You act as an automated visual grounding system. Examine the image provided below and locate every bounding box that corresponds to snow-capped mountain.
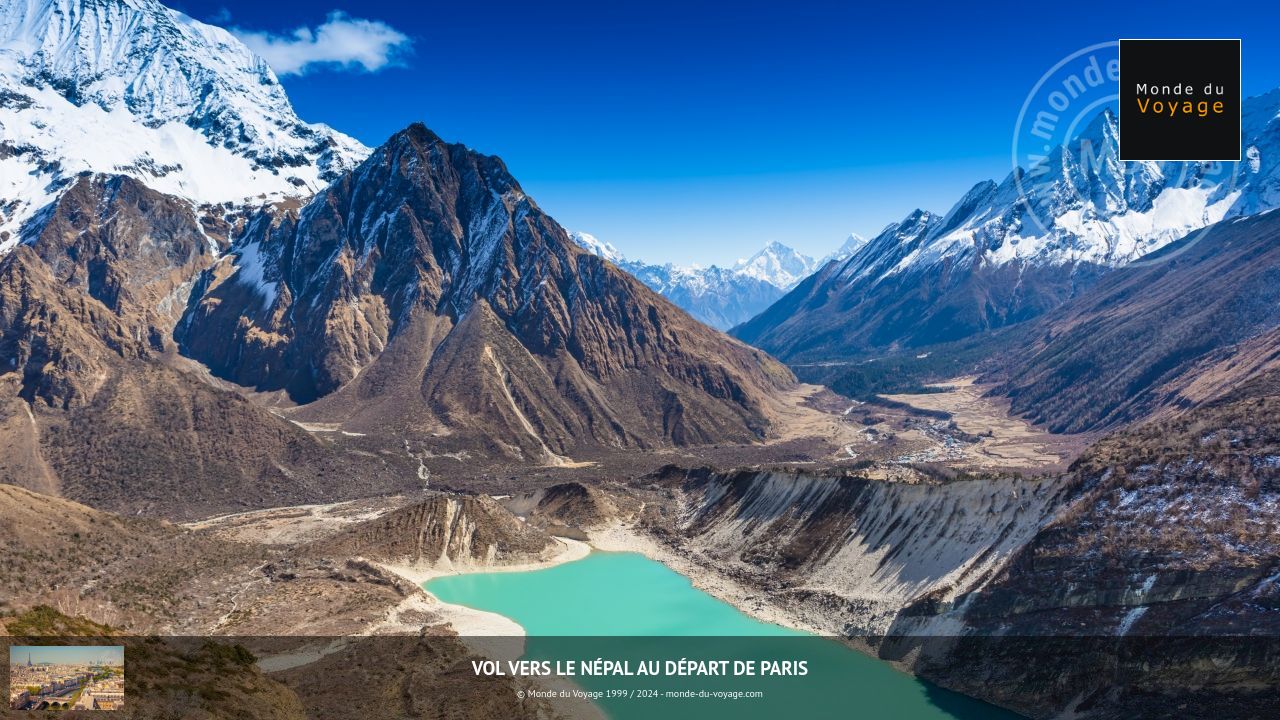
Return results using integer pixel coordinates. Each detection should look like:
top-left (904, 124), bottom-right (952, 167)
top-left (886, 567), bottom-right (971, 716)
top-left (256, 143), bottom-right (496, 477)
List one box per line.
top-left (736, 93), bottom-right (1280, 361)
top-left (732, 240), bottom-right (818, 290)
top-left (818, 233), bottom-right (867, 267)
top-left (838, 94), bottom-right (1280, 282)
top-left (571, 233), bottom-right (819, 329)
top-left (569, 231), bottom-right (625, 264)
top-left (0, 0), bottom-right (368, 250)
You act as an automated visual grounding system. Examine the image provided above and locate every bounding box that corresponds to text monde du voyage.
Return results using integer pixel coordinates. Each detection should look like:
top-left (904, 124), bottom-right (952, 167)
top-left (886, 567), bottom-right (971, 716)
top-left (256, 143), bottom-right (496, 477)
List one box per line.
top-left (1133, 82), bottom-right (1230, 118)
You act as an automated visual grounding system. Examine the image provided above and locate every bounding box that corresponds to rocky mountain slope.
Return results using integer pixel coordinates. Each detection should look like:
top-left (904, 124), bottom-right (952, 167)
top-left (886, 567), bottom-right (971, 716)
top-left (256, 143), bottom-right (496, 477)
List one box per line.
top-left (0, 483), bottom-right (257, 627)
top-left (0, 174), bottom-right (415, 518)
top-left (990, 208), bottom-right (1280, 433)
top-left (735, 94), bottom-right (1280, 362)
top-left (653, 466), bottom-right (1071, 635)
top-left (178, 124), bottom-right (794, 462)
top-left (0, 0), bottom-right (367, 249)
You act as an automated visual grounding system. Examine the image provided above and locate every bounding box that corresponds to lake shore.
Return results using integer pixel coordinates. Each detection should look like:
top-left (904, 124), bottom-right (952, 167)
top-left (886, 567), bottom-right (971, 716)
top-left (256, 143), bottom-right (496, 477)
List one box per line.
top-left (379, 536), bottom-right (591, 637)
top-left (382, 525), bottom-right (826, 639)
top-left (587, 524), bottom-right (830, 636)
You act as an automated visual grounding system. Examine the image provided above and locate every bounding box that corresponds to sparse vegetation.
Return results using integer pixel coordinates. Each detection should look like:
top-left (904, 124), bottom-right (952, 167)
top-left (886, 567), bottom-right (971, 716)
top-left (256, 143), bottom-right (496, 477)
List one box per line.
top-left (3, 604), bottom-right (114, 636)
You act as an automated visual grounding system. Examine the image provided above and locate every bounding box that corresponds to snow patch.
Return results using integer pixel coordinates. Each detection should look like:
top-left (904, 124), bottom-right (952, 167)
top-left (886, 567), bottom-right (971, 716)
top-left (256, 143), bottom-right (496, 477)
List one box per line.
top-left (232, 240), bottom-right (279, 310)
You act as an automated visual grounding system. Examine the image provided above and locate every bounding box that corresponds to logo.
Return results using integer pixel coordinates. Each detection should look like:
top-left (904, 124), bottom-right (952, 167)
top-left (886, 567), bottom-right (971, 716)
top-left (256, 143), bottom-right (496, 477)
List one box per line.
top-left (1119, 39), bottom-right (1241, 161)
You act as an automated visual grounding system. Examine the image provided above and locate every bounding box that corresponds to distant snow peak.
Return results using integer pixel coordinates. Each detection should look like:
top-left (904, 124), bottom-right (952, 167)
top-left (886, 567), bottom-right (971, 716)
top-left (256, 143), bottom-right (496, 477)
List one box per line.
top-left (0, 0), bottom-right (370, 250)
top-left (571, 230), bottom-right (917, 330)
top-left (570, 232), bottom-right (800, 329)
top-left (820, 233), bottom-right (868, 266)
top-left (569, 231), bottom-right (625, 265)
top-left (732, 240), bottom-right (817, 290)
top-left (572, 233), bottom-right (815, 292)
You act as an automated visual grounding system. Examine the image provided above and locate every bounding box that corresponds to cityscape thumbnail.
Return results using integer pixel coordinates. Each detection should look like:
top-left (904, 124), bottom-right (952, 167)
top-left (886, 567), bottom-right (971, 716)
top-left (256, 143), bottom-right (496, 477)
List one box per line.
top-left (8, 646), bottom-right (124, 711)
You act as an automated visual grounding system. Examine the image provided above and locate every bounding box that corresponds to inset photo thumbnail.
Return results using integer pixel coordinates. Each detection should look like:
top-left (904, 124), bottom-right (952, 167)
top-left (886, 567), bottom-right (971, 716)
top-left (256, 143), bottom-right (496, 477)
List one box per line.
top-left (8, 646), bottom-right (124, 711)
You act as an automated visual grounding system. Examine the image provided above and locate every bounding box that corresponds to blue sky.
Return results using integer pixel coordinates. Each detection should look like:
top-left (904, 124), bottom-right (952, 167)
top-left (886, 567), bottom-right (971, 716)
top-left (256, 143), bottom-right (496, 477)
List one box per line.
top-left (10, 646), bottom-right (123, 665)
top-left (176, 0), bottom-right (1280, 265)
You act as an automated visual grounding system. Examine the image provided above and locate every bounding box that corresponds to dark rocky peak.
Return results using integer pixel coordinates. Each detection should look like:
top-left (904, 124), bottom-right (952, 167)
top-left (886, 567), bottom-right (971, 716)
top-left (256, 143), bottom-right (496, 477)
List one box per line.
top-left (177, 121), bottom-right (792, 453)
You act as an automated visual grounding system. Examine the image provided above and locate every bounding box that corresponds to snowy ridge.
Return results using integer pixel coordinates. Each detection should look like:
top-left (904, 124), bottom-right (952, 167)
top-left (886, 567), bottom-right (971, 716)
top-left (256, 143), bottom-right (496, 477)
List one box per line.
top-left (573, 233), bottom-right (828, 329)
top-left (820, 233), bottom-right (867, 267)
top-left (0, 0), bottom-right (369, 250)
top-left (569, 231), bottom-right (624, 265)
top-left (835, 96), bottom-right (1280, 285)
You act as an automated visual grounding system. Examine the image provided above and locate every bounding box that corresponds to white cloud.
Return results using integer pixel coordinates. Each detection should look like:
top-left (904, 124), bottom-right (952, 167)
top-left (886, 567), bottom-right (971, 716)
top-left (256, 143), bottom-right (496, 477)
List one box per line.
top-left (233, 12), bottom-right (412, 76)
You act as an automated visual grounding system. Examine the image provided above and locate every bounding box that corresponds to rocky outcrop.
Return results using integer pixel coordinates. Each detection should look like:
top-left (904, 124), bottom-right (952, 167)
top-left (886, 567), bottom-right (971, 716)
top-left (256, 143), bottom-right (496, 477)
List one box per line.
top-left (178, 123), bottom-right (794, 459)
top-left (661, 466), bottom-right (1070, 634)
top-left (309, 494), bottom-right (560, 569)
top-left (503, 481), bottom-right (628, 532)
top-left (878, 376), bottom-right (1280, 718)
top-left (0, 175), bottom-right (214, 408)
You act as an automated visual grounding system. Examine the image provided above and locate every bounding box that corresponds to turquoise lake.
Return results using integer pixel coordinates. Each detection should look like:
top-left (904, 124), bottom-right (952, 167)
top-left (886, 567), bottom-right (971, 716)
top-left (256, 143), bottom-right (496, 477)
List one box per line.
top-left (425, 551), bottom-right (1020, 720)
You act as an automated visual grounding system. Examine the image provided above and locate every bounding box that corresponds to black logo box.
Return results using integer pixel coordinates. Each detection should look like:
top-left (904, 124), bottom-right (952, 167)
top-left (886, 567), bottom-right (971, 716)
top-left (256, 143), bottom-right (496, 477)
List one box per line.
top-left (1119, 39), bottom-right (1241, 162)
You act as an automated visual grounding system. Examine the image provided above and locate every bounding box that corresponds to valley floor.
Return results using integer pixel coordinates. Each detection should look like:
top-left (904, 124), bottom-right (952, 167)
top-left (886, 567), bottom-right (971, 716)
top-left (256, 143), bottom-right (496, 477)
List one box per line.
top-left (758, 376), bottom-right (1089, 479)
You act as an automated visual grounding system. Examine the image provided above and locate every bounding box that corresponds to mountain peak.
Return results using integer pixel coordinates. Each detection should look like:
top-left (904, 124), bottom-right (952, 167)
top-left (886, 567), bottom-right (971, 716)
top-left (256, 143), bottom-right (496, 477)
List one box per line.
top-left (1075, 106), bottom-right (1120, 149)
top-left (571, 231), bottom-right (626, 264)
top-left (734, 241), bottom-right (816, 290)
top-left (819, 232), bottom-right (870, 267)
top-left (398, 121), bottom-right (445, 145)
top-left (0, 0), bottom-right (369, 249)
top-left (176, 122), bottom-right (793, 452)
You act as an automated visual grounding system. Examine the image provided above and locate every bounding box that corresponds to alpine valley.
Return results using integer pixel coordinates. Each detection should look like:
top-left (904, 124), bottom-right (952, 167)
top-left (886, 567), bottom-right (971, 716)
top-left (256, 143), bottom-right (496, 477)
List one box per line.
top-left (2, 1), bottom-right (1280, 719)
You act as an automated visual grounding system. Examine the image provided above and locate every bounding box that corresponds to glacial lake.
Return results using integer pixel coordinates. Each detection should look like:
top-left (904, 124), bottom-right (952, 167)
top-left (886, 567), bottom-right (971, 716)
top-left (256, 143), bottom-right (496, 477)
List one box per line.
top-left (425, 551), bottom-right (1019, 720)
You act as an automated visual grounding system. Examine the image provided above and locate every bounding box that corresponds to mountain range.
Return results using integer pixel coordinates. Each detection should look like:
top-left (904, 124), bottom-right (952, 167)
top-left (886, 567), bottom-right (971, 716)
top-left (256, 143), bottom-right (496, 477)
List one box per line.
top-left (0, 0), bottom-right (793, 515)
top-left (571, 231), bottom-right (864, 329)
top-left (734, 97), bottom-right (1280, 362)
top-left (4, 2), bottom-right (1280, 717)
top-left (5, 0), bottom-right (1280, 509)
